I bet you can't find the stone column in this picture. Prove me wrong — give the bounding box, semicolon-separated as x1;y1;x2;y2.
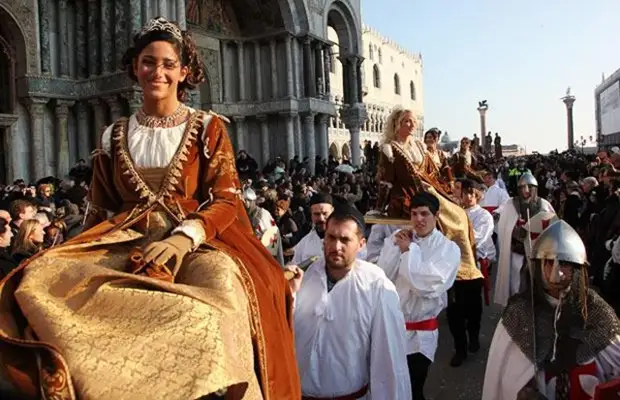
293;38;302;98
105;96;123;121
140;0;149;24
58;0;70;77
318;114;330;161
75;102;91;158
341;103;367;167
237;41;246;101
294;114;303;159
158;0;167;18
26;98;48;180
323;44;331;99
76;0;88;78
315;45;325;98
303;38;315;97
233;116;246;152
129;0;142;38
115;0;128;70
563;95;576;150
89;99;106;148
254;42;263;101
122;90;143;115
39;0;51;74
88;0;100;77
101;0;114;73
348;57;359;104
270;39;278;99
284;113;296;163
356;57;364;103
221;42;231;103
55;100;74;176
257;114;270;166
176;0;186;29
284;36;294;98
303;113;317;173
349;126;361;167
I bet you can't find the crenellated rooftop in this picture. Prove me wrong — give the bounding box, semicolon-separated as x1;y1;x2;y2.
361;24;423;63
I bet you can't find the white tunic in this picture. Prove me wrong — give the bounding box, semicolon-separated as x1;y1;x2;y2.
376;229;460;361
483;319;620;400
494;197;554;307
481;182;510;209
294;259;412;400
466;205;496;261
365;224;401;263
292;229;366;265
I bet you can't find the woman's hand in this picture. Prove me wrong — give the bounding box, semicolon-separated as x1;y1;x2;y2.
143;234;194;276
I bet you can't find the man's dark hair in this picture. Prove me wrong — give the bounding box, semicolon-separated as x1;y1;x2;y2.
326;204;365;238
410;192;440;215
9;199;35;221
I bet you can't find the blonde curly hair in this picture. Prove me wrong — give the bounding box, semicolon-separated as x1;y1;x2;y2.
381;107;417;145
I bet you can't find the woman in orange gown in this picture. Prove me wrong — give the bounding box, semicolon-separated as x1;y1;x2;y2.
0;18;299;400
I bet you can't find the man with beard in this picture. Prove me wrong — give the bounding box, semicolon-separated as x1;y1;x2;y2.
483;220;620;400
291;193;334;265
494;173;554;307
286;204;411;399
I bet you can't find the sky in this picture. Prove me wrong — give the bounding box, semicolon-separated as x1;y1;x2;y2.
360;0;620;153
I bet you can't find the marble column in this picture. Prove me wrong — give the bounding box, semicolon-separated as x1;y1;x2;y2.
323;45;332;98
89;99;106;148
129;0;142;38
88;0;100;77
294;114;302;159
254;42;263;101
122;90;143;115
158;0;167;19
26;98;48;180
285;113;296;162
221;42;231;102
284;36;294;98
318;114;329;161
55;100;74;176
105;96;123;121
269;39;278;99
237;41;246;101
39;0;51;74
350;126;361;167
257;115;270;166
315;45;325;98
303;38;315;97
101;0;114;73
115;0;128;70
76;0;88;78
293;38;302;98
233;116;246;151
356;57;364;103
140;0;149;24
340;58;350;104
58;0;70;77
303;113;316;173
75;102;91;158
348;58;359;104
176;0;186;29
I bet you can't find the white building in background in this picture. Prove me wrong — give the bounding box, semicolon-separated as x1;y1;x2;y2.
327;24;424;160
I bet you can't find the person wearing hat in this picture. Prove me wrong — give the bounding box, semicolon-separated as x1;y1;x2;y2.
447;180;496;367
243;187;284;265
286;204;411;399
483;220;620;400
375;191;460;399
494;172;555;307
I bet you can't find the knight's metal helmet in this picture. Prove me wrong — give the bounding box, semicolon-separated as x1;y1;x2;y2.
518;172;538;187
243;188;257;201
531;220;587;266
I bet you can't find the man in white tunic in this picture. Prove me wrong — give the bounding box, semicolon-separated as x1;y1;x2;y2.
480;170;510;214
243;187;283;264
287;204;411;400
376;192;460;399
483;220;620;400
494;172;554;306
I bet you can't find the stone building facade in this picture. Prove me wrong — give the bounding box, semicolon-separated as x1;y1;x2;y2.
327;24;424;160
0;0;366;183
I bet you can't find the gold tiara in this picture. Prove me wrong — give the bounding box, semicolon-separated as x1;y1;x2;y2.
138;17;183;43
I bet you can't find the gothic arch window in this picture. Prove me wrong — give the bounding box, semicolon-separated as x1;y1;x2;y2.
394;74;401;95
373;64;381;88
410;81;416;100
378;49;382;64
369;44;373;60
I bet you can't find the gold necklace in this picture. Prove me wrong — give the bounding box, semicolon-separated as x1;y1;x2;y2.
136;103;189;128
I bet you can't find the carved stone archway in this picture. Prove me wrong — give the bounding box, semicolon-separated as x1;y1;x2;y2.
329;142;339;159
0;1;38;76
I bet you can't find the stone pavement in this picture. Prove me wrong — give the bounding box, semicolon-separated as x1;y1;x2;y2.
424;302;504;400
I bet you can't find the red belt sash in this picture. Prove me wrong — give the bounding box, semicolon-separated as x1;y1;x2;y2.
482;206;498;214
302;385;369;400
405;317;439;331
480;258;491;306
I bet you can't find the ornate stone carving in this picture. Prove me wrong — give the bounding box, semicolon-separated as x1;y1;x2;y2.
1;0;40;75
201;48;221;103
121;89;143;114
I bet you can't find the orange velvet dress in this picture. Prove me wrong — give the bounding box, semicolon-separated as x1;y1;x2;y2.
0;110;301;399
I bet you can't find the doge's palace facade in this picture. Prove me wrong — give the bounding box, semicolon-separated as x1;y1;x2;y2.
327;24;424;160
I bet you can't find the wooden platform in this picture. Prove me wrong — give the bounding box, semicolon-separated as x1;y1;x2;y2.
364;215;410;225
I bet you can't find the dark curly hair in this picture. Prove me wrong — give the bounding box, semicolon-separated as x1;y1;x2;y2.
122;23;206;102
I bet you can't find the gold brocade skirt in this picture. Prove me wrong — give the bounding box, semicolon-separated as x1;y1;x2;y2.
14;228;263;400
